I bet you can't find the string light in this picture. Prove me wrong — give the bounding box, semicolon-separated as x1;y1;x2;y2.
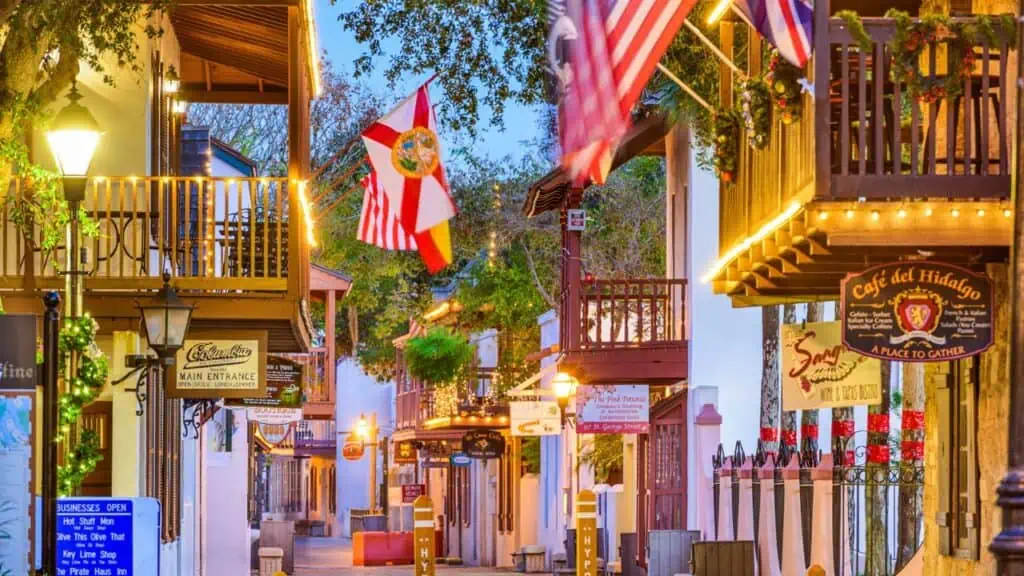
706;0;733;24
924;207;933;217
845;209;854;219
817;211;828;221
298;180;317;248
871;210;880;221
1005;209;1012;218
897;208;907;219
976;209;985;217
951;208;960;218
701;201;801;283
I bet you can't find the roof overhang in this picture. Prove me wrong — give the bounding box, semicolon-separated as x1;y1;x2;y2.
171;0;319;105
524;112;674;218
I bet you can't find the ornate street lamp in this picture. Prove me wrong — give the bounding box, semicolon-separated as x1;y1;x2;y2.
553;371;579;423
355;413;371;441
46;84;102;203
139;273;195;363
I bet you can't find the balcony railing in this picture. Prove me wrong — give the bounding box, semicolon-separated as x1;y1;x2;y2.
720;9;1017;252
1;176;303;293
278;349;332;417
564;278;687;351
293;420;336;453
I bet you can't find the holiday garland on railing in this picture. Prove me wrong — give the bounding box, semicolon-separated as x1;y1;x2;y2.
738;76;772;150
713;109;741;183
56;313;109;496
765;51;804;125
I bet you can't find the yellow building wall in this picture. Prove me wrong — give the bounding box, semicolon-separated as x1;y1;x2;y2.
30;11;180;177
923;263;1009;575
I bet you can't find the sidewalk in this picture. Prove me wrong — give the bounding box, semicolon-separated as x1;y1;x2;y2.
292;536;518;576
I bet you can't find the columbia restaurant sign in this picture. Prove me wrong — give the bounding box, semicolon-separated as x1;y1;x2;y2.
841;262;993;362
168;331;268;399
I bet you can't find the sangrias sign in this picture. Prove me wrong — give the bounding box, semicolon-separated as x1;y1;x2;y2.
168;331;267;399
841;262;993;362
781;321;881;410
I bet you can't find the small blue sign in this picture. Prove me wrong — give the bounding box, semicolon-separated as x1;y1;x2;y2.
57;497;160;576
450;452;472;467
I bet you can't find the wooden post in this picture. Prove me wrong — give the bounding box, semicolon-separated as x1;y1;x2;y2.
414;495;436;576
665;124;689;342
576;489;598;576
561;205;582;352
991;2;1024;571
326;289;336;404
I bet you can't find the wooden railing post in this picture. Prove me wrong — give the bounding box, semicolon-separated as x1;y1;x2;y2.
813;0;831;199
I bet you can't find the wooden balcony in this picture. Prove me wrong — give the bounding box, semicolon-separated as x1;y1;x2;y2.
393;370;510;441
1;176;314;350
560;278;688;384
292;420;336;457
711;8;1016;305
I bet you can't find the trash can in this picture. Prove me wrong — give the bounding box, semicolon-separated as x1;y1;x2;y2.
523;545;547;573
258;547;284;576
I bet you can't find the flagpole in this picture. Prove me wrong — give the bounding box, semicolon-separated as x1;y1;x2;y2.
656;63;714;112
313;155;370;205
314;182;364;224
682;19;745;77
310;134;364;181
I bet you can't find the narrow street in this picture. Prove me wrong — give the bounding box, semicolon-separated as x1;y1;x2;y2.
292;538;515;576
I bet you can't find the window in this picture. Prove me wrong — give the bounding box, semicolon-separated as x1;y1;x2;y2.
937;358;979;559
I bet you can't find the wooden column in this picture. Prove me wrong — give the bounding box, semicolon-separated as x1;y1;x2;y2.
561;201;582;353
991;2;1024;570
665;124;689;342
287;5;311;302
326;289;336;403
718;22;734;108
812;0;832;198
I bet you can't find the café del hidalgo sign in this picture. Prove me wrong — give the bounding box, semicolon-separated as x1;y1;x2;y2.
840;261;993;362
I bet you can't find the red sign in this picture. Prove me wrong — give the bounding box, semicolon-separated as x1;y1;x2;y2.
402;484;426;503
342;434;365;461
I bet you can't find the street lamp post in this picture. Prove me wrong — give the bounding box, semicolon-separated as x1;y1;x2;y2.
356;413;379;512
40;84;102;575
552;371;578;424
991;3;1024;572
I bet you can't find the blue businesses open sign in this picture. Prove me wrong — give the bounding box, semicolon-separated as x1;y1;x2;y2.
56;498;159;576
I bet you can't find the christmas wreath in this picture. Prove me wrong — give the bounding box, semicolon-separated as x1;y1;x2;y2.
713;109;741;184
765;51;803;125
738;76;772;150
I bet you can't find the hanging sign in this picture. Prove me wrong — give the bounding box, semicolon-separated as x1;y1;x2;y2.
228;355;303;408
577;385;650;434
256;422;292;447
511;400;562;436
420;443;450;468
247;407;303;425
0;316;36;391
342;433;365;461
56;497;160;576
0;394;33;574
461;430;505;459
168;331;268;399
394;441;419;464
402;484;426;503
576;490;599;576
781;321;881;410
413;495;436;576
841;262;994;362
449;452;472;467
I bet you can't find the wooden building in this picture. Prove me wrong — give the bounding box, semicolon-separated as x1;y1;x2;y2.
705;2;1018;573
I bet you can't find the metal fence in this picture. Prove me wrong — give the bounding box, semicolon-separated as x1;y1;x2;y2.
712;439;924;576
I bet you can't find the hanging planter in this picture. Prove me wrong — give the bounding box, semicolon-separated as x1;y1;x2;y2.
404;326;474;387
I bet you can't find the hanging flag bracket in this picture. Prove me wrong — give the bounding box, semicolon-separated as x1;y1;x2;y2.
682;19;745;78
656;63;713;113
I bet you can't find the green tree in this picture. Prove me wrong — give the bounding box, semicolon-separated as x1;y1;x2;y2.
0;1;167;179
336;0;726;161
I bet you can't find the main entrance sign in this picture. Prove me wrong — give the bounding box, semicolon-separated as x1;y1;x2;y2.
169;331;267;399
841;262;993;362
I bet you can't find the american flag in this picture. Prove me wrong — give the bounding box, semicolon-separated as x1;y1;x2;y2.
357;171;417;251
736;0;814;67
559;0;697;185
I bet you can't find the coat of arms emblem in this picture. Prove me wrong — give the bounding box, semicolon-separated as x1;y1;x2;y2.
891;288;946;346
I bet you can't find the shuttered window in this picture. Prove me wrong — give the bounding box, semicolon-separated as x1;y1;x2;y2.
936;358;979;559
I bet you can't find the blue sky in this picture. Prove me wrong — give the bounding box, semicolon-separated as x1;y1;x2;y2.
314;0;543;161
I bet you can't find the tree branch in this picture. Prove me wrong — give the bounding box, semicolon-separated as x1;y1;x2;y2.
0;0;22;28
520;239;555;309
28;41;78;110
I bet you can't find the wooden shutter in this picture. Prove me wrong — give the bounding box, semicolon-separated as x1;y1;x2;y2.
935;359;980;559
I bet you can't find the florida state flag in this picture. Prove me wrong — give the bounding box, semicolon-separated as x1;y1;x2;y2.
361;84;456;235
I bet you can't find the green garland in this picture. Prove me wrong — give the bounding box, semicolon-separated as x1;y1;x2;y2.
835;10;872;51
885;10;1015;103
738;77;772;150
765;51;803;125
56;313;109;496
713;109;741;184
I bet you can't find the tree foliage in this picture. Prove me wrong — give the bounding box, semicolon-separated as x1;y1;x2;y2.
404;327;475;386
581;434;624;484
336;0;549;134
